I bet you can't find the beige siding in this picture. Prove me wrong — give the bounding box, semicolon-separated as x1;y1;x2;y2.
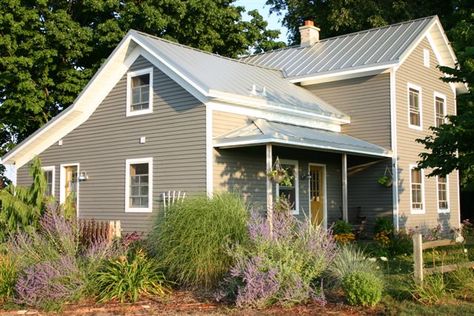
17;56;206;233
396;38;459;230
306;73;392;149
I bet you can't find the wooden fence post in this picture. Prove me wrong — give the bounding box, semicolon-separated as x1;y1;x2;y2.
413;232;423;283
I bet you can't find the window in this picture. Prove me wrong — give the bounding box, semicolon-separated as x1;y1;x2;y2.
434;93;447;127
125;158;153;212
42;166;55;197
408;84;422;129
126;68;153;116
276;159;299;215
423;49;430;68
410;166;424;213
437;175;449;212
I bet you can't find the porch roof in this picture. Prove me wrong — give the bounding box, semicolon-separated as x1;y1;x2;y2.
213;119;392;158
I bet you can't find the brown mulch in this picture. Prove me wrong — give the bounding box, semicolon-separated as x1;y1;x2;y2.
0;291;382;316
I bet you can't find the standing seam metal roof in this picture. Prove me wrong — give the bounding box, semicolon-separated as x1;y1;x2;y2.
240;16;435;78
132;31;349;120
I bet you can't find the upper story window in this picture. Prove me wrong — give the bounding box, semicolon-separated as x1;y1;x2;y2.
408;83;422;130
423;48;430;68
276;159;299;215
126;68;153;117
42;166;55;197
434;92;447;127
410;165;424;214
125;158;153;212
437;175;449;212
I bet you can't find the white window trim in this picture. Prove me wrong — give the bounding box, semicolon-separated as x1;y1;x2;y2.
125;157;153;213
423;48;430;68
126;67;153;117
409;164;425;214
407;83;423;130
436;175;450;213
433;92;447;127
42;166;55;197
276;159;299;215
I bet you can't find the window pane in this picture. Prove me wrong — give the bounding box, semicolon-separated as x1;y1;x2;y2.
129;162;150;209
279;188;295;208
44;170;53;196
435;97;445;127
438;176;448;209
130;74;150;111
132;74;149;87
141;186;148;196
411;168;423;209
409;88;420;126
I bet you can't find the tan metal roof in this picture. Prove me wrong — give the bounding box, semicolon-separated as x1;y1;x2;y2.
241;16;436;79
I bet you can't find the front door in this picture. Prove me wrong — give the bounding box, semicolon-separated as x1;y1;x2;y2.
309;165;325;226
63;165;78;216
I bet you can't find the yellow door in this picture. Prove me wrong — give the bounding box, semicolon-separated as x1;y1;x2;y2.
310;165;324;226
64;166;78;215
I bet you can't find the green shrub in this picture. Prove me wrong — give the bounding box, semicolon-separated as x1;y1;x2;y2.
374;217;393;235
447;267;474;300
0;254;17;303
95;249;169;303
328;245;381;287
333;220;353;234
342;271;383;307
151;192;249;289
410;273;446;305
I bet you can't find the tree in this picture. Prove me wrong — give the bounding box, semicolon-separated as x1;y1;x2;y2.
266;0;460;44
0;0;285;180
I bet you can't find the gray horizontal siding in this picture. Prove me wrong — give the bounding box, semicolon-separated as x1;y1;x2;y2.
16;56;206;233
306;73;392;149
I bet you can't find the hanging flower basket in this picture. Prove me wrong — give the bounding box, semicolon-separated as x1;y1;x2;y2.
267;157;293;185
377;166;393;188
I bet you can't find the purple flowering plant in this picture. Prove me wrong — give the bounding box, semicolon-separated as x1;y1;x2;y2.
219;209;336;308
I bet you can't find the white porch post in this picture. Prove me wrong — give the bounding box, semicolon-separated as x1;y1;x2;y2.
342;153;348;222
266;144;273;235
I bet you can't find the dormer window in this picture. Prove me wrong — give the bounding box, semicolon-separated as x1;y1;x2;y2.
126;68;153;116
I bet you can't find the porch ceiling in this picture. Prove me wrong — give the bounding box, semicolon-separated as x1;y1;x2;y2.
213;119;392;158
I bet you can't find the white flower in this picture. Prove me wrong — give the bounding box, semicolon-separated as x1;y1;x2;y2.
464;248;468;253
456;235;465;243
368;258;377;262
380;256;388;262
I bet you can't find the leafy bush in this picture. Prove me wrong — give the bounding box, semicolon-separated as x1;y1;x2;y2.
15;256;84;310
327;245;381;287
0;254;17;303
95;249;169;303
410;273;446;305
218;211;336;308
374;217;393;235
342;271;383;306
333;220;353;234
151;192;249;289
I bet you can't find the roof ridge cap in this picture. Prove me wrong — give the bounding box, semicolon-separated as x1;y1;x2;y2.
131;30;284;73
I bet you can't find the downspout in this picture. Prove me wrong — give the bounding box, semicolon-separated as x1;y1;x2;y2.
390;68;400;231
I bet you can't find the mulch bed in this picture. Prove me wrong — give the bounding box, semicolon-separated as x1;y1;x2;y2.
0;291;382;315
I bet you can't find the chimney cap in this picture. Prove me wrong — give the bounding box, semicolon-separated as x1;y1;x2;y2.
304;20;314;27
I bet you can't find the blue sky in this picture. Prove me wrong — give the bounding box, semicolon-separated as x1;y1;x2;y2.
235;0;288;43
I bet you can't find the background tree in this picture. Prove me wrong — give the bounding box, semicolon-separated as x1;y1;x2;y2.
0;0;285;181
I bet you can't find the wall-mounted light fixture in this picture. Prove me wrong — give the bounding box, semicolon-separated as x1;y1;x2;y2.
300;173;312;180
78;171;89;181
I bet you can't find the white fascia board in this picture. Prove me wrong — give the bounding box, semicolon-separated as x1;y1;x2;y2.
207;102;342;133
214;138;392;158
207;90;350;125
2;34;141;168
290;63;396;86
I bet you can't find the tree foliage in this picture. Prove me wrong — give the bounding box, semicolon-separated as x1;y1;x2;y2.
0;157;47;241
0;0;285;179
266;0;462;44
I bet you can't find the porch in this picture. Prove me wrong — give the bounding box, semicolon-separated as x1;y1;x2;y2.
213;119;394;230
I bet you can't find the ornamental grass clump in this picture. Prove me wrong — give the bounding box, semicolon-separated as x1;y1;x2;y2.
0;254;17;303
219;210;337;308
151;192;249;289
94;249;169;303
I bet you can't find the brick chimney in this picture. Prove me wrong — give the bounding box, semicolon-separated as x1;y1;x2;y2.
299;20;320;47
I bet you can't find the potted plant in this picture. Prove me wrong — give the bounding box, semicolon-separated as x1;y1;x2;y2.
267;157;293;185
377;166;393;188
